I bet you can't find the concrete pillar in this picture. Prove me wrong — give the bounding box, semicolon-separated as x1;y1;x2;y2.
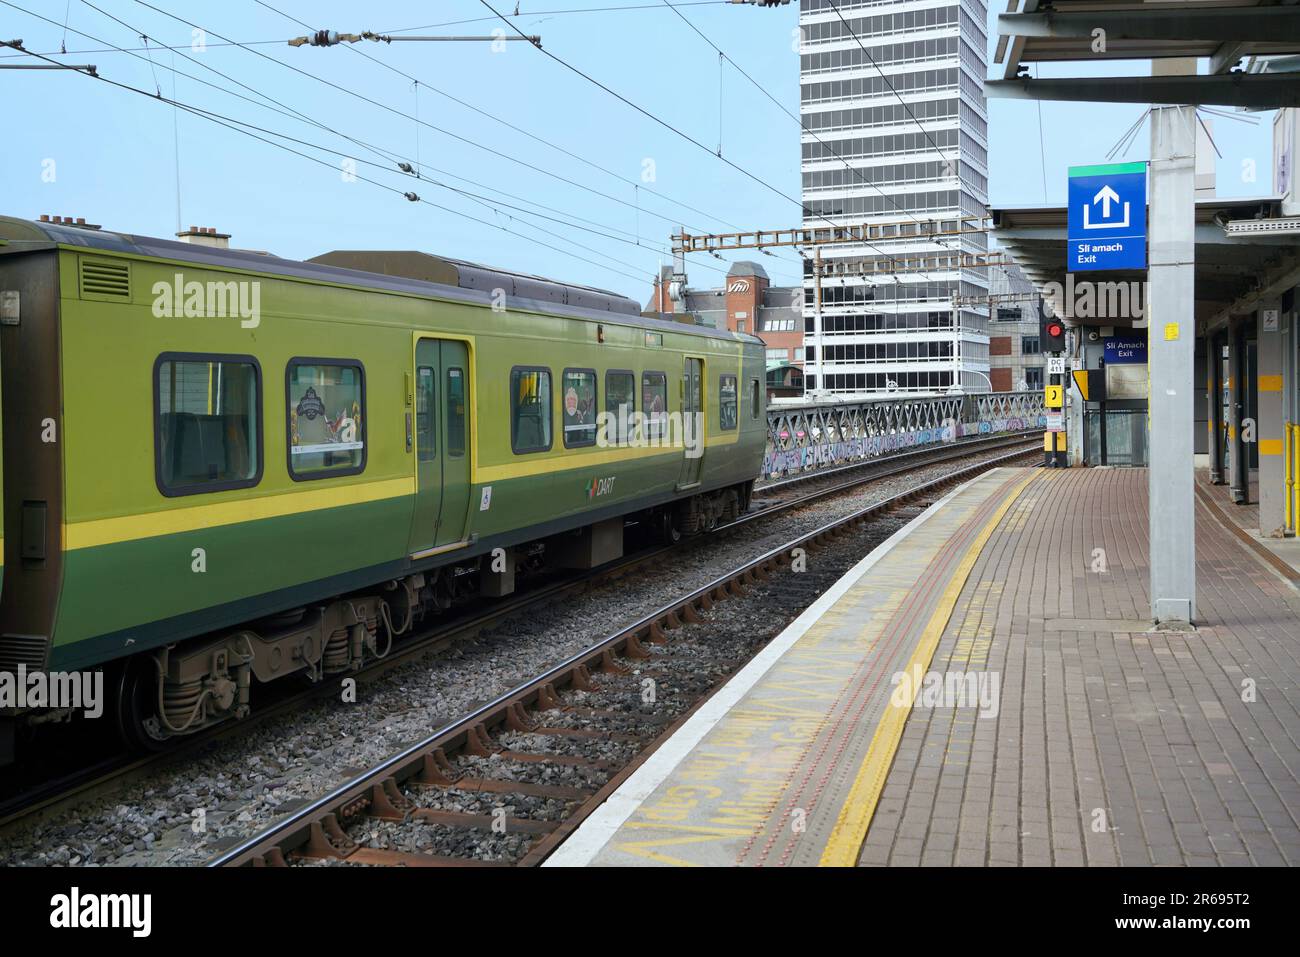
1148;104;1197;624
1207;332;1224;484
1257;300;1286;536
1228;317;1248;503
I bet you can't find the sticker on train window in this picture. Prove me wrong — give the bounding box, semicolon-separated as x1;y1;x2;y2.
287;359;366;480
562;368;598;448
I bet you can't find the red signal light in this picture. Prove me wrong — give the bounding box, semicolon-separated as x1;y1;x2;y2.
1047;322;1063;338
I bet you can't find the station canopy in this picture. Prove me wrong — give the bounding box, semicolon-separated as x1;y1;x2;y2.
991;198;1300;335
989;0;1300;108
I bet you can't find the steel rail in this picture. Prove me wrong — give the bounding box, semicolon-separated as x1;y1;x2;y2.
211;445;1036;867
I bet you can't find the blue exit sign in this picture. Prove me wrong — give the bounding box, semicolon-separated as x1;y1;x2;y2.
1067;162;1147;272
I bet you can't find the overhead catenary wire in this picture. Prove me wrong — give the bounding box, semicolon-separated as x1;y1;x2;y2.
247;0;773;244
2;39;657;288
81;0;796;279
132;0;805;281
6;0;775;284
75;0;411;172
380;2;730;34
1034;65;1048;202
0;3;733;57
479;0;934;282
69;0;658;245
0;38;291;57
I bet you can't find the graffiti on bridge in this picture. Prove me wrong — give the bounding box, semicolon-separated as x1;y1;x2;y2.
763;415;1045;477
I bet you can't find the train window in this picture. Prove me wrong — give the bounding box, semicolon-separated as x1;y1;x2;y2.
416;366;435;460
719;375;738;431
750;378;761;418
605;370;635;445
286;360;366;480
642;371;668;440
446;367;466;457
511;366;552;453
562;368;598;448
154;353;262;496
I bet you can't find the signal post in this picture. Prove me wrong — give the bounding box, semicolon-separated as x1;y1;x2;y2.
1041;307;1067;467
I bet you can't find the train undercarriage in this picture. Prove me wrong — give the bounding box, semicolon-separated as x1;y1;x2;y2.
4;480;756;760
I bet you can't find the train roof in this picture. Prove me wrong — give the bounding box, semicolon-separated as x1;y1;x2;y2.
0;215;763;346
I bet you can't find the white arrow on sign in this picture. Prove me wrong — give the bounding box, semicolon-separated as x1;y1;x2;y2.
1094;185;1119;217
1082;183;1130;230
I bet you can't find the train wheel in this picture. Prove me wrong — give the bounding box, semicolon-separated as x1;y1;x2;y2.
676;499;701;536
112;659;171;753
660;510;682;545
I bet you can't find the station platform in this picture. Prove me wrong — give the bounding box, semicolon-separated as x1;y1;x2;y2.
547;467;1300;867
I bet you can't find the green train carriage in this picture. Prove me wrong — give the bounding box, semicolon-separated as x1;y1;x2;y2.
0;216;766;752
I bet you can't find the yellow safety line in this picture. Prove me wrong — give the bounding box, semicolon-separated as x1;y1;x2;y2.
819;468;1045;867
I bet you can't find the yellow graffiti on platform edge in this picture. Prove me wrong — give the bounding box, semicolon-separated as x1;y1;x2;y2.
818;468;1047;867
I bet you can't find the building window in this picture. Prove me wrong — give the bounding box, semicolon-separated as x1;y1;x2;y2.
287;359;365;480
736;319;746;333
1025;366;1044;389
1022;335;1040;355
510;366;552;453
155;353;262;496
561;368;598;448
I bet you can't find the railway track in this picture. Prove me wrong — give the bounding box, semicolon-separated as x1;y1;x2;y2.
0;432;1034;847
211;443;1037;867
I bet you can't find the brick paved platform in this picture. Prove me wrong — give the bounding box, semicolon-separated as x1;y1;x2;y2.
1197;469;1300;581
547;467;1300;867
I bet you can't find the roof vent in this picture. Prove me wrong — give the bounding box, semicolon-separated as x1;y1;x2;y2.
79;257;131;300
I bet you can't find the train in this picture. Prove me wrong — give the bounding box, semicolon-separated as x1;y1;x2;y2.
0;214;767;760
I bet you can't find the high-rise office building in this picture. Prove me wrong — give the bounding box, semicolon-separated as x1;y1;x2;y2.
799;0;991;396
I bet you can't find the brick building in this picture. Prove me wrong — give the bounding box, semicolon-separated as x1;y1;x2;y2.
647;261;804;374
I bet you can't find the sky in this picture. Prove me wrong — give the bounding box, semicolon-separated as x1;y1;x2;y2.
0;1;1281;302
